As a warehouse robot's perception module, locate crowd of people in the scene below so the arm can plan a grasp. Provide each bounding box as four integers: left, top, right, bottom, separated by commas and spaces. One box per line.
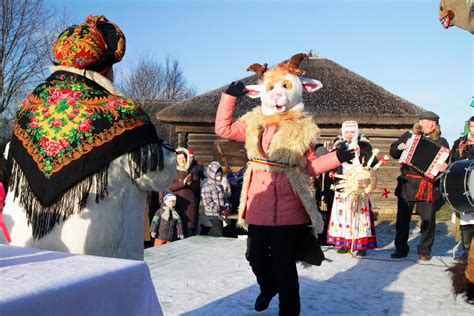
142, 109, 474, 310
145, 113, 474, 262
146, 147, 241, 246
0, 13, 472, 314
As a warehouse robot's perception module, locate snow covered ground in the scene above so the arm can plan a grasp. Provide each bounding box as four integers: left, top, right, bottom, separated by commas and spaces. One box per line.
145, 221, 473, 315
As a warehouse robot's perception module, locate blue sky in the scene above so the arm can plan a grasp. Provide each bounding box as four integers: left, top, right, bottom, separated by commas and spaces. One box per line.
49, 0, 473, 144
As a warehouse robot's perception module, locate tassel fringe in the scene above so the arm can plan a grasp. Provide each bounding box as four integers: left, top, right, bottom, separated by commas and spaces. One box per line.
10, 160, 109, 240
9, 141, 174, 240
127, 141, 175, 181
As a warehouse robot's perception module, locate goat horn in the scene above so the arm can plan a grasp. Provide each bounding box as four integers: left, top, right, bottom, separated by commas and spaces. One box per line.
247, 63, 268, 79
287, 53, 308, 69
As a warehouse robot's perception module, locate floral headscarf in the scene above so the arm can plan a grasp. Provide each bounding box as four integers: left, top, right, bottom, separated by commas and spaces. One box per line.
53, 15, 126, 75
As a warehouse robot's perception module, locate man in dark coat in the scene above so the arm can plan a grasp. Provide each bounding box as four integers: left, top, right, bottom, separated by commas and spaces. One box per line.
389, 111, 450, 261
188, 149, 205, 180
450, 116, 474, 259
187, 149, 205, 228
451, 116, 474, 161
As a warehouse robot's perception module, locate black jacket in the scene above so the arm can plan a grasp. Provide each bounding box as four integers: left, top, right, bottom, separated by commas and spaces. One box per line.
390, 131, 449, 202
451, 136, 474, 162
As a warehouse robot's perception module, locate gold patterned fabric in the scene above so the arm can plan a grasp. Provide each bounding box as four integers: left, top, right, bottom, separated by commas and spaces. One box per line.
53, 15, 125, 75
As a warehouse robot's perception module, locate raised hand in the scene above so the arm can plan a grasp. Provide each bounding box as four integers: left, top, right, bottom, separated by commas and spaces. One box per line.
183, 174, 191, 185
225, 81, 248, 97
458, 139, 467, 155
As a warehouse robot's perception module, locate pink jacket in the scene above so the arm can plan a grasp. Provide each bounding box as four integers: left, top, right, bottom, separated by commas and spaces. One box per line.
0, 182, 11, 243
0, 183, 5, 212
215, 93, 341, 227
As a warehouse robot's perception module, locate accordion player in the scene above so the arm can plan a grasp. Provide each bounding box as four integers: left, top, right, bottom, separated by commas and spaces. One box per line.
389, 110, 450, 261
399, 133, 451, 180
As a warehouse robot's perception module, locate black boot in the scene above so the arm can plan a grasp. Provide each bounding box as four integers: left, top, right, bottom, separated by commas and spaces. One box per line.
254, 292, 275, 312
391, 250, 408, 259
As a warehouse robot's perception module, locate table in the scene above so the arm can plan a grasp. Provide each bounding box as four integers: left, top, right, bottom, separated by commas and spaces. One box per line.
0, 245, 162, 316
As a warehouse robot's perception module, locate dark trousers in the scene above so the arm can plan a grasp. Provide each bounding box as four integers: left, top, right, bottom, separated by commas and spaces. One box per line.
246, 225, 301, 316
199, 219, 223, 237
186, 226, 197, 237
461, 224, 474, 254
395, 198, 439, 255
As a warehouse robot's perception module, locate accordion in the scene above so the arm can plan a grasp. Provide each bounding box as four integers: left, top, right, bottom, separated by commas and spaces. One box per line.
399, 134, 450, 180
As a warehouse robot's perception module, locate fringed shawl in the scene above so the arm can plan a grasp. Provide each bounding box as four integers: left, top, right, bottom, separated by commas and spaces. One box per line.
8, 69, 167, 239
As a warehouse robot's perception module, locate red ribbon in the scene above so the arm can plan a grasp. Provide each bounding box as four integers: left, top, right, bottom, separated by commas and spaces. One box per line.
406, 173, 433, 203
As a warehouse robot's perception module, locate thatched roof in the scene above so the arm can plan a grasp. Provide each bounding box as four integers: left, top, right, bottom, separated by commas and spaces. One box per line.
142, 100, 178, 146
142, 100, 175, 126
157, 56, 424, 126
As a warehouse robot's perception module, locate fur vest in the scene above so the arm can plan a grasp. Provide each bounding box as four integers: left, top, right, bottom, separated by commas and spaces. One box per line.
237, 108, 324, 236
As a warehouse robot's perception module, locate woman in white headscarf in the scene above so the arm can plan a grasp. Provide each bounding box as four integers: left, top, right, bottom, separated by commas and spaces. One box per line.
326, 121, 377, 257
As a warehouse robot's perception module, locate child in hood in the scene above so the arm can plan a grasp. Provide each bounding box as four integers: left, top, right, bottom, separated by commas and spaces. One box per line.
150, 192, 184, 246
200, 161, 231, 236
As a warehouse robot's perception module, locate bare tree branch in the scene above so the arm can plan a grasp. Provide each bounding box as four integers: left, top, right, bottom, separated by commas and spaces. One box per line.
119, 54, 196, 105
120, 53, 165, 105
161, 56, 195, 101
0, 0, 71, 144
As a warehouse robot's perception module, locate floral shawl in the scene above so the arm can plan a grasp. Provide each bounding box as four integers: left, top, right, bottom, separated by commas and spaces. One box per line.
8, 69, 163, 238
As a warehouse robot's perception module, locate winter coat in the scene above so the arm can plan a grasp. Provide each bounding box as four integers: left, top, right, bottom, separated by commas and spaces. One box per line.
201, 161, 228, 217
450, 136, 474, 224
189, 159, 205, 202
189, 160, 205, 181
169, 147, 200, 229
215, 93, 341, 235
150, 206, 183, 241
451, 136, 474, 162
390, 131, 449, 202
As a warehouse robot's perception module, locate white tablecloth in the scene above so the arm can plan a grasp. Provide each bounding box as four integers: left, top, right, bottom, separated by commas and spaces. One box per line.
0, 245, 162, 316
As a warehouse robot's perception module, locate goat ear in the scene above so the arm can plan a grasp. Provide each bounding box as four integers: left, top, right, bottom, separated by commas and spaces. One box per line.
301, 78, 323, 93
245, 85, 261, 98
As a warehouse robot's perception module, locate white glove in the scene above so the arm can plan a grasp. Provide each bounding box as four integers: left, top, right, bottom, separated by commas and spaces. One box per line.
151, 232, 156, 238
178, 235, 184, 240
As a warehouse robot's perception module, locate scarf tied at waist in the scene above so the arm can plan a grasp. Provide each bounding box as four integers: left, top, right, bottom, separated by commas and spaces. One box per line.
405, 173, 434, 203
